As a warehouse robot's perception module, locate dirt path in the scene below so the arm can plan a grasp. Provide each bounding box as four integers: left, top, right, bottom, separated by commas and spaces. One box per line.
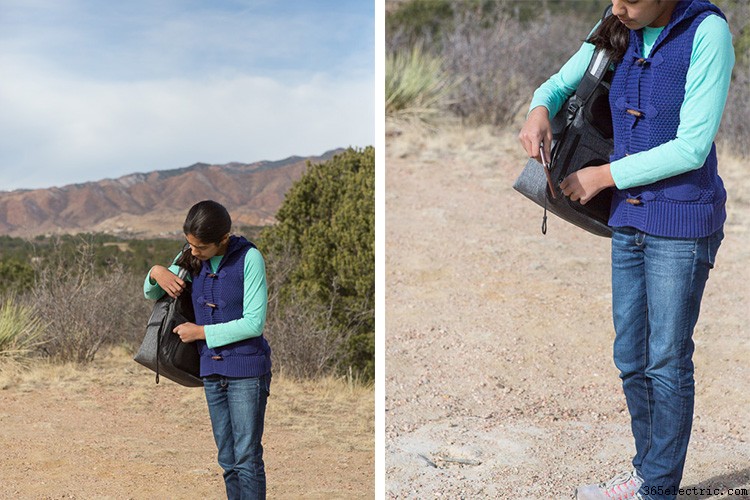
0, 348, 373, 499
385, 123, 750, 498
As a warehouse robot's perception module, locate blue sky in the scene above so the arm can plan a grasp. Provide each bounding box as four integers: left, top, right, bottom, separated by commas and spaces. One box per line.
0, 0, 374, 191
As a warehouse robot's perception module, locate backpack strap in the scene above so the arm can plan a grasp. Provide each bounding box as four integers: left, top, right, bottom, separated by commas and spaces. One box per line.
565, 6, 614, 121
567, 5, 612, 112
577, 48, 612, 100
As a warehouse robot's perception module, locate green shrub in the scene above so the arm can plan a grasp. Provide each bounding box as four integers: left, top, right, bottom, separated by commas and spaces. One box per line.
0, 259, 35, 294
260, 148, 374, 380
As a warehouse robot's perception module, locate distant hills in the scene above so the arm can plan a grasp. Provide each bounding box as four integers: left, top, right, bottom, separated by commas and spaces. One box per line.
0, 150, 343, 238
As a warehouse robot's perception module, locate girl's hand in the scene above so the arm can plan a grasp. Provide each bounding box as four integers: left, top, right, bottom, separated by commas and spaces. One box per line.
173, 322, 205, 343
150, 265, 186, 298
518, 106, 553, 162
560, 165, 615, 205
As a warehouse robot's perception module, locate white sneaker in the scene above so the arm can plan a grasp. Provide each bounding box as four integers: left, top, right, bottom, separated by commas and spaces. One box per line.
574, 470, 644, 499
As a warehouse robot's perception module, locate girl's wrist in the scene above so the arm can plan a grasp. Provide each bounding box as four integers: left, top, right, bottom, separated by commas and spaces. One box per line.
148, 265, 160, 285
598, 164, 615, 189
529, 105, 549, 119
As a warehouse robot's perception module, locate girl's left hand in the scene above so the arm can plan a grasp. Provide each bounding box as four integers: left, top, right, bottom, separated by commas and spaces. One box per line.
560, 164, 615, 205
173, 322, 206, 343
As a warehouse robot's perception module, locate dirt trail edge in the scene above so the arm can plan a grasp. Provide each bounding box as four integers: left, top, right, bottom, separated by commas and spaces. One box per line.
385, 123, 749, 499
0, 348, 373, 499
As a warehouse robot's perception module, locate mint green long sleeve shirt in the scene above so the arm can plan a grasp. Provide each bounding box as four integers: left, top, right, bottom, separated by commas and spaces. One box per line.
529, 15, 734, 190
143, 247, 267, 350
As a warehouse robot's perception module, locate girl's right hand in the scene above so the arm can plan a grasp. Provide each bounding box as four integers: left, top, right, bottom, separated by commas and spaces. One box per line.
150, 265, 186, 298
518, 106, 553, 163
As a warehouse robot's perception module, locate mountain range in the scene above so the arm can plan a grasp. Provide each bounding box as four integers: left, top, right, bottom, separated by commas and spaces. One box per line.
0, 149, 343, 238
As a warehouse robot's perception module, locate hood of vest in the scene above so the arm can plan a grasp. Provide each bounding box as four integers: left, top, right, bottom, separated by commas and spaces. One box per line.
201, 235, 253, 274
641, 0, 725, 57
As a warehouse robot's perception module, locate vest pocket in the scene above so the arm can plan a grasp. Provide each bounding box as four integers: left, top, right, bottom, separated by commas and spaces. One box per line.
662, 170, 702, 201
230, 343, 263, 356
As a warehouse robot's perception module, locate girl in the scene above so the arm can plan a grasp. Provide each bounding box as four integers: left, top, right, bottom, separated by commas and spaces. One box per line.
518, 1, 734, 498
144, 200, 271, 500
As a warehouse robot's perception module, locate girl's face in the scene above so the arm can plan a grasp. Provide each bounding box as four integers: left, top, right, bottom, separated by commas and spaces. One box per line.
611, 0, 676, 29
185, 233, 229, 261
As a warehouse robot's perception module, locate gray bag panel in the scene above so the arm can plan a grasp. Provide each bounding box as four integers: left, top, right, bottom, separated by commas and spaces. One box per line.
134, 269, 203, 388
513, 158, 613, 238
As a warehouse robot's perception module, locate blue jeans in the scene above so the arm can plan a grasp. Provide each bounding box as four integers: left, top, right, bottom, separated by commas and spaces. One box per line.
611, 227, 722, 500
203, 373, 271, 500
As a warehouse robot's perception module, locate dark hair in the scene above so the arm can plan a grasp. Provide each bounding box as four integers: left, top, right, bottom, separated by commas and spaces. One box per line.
176, 200, 232, 275
587, 10, 631, 62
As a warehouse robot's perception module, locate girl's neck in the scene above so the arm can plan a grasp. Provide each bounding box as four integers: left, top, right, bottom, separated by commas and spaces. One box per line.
649, 3, 677, 28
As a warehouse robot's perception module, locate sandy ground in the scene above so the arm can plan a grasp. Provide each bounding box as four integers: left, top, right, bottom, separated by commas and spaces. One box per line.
385, 122, 750, 499
0, 348, 373, 499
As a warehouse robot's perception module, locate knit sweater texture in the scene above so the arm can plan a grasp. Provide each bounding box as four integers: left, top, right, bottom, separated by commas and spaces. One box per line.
528, 6, 733, 193
608, 0, 727, 238
192, 235, 272, 378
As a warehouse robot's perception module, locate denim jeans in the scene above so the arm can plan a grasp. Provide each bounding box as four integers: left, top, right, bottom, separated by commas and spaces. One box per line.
203, 373, 271, 500
611, 227, 722, 500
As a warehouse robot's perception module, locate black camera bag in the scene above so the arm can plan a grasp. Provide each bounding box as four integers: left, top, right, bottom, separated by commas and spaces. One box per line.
513, 10, 615, 238
134, 267, 202, 387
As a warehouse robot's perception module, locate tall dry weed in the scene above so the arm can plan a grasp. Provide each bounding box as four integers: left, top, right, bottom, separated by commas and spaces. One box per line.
442, 8, 591, 126
261, 244, 362, 379
30, 237, 150, 363
265, 289, 356, 380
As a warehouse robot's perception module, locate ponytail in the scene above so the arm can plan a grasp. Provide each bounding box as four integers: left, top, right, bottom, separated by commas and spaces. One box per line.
587, 11, 630, 62
175, 243, 202, 276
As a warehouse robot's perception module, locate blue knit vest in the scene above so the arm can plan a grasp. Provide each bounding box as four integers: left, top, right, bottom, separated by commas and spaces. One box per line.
192, 235, 272, 378
608, 0, 726, 238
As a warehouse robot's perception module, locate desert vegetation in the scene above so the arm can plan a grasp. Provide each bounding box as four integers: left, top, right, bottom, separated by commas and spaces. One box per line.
0, 148, 374, 381
261, 147, 375, 380
0, 148, 374, 499
0, 295, 46, 365
386, 0, 750, 153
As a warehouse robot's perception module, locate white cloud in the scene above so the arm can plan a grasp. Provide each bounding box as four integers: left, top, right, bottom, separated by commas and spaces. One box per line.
0, 1, 374, 191
0, 57, 373, 190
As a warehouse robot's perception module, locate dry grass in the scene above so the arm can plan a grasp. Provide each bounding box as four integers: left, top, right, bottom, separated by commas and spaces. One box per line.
270, 373, 374, 452
0, 347, 374, 499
